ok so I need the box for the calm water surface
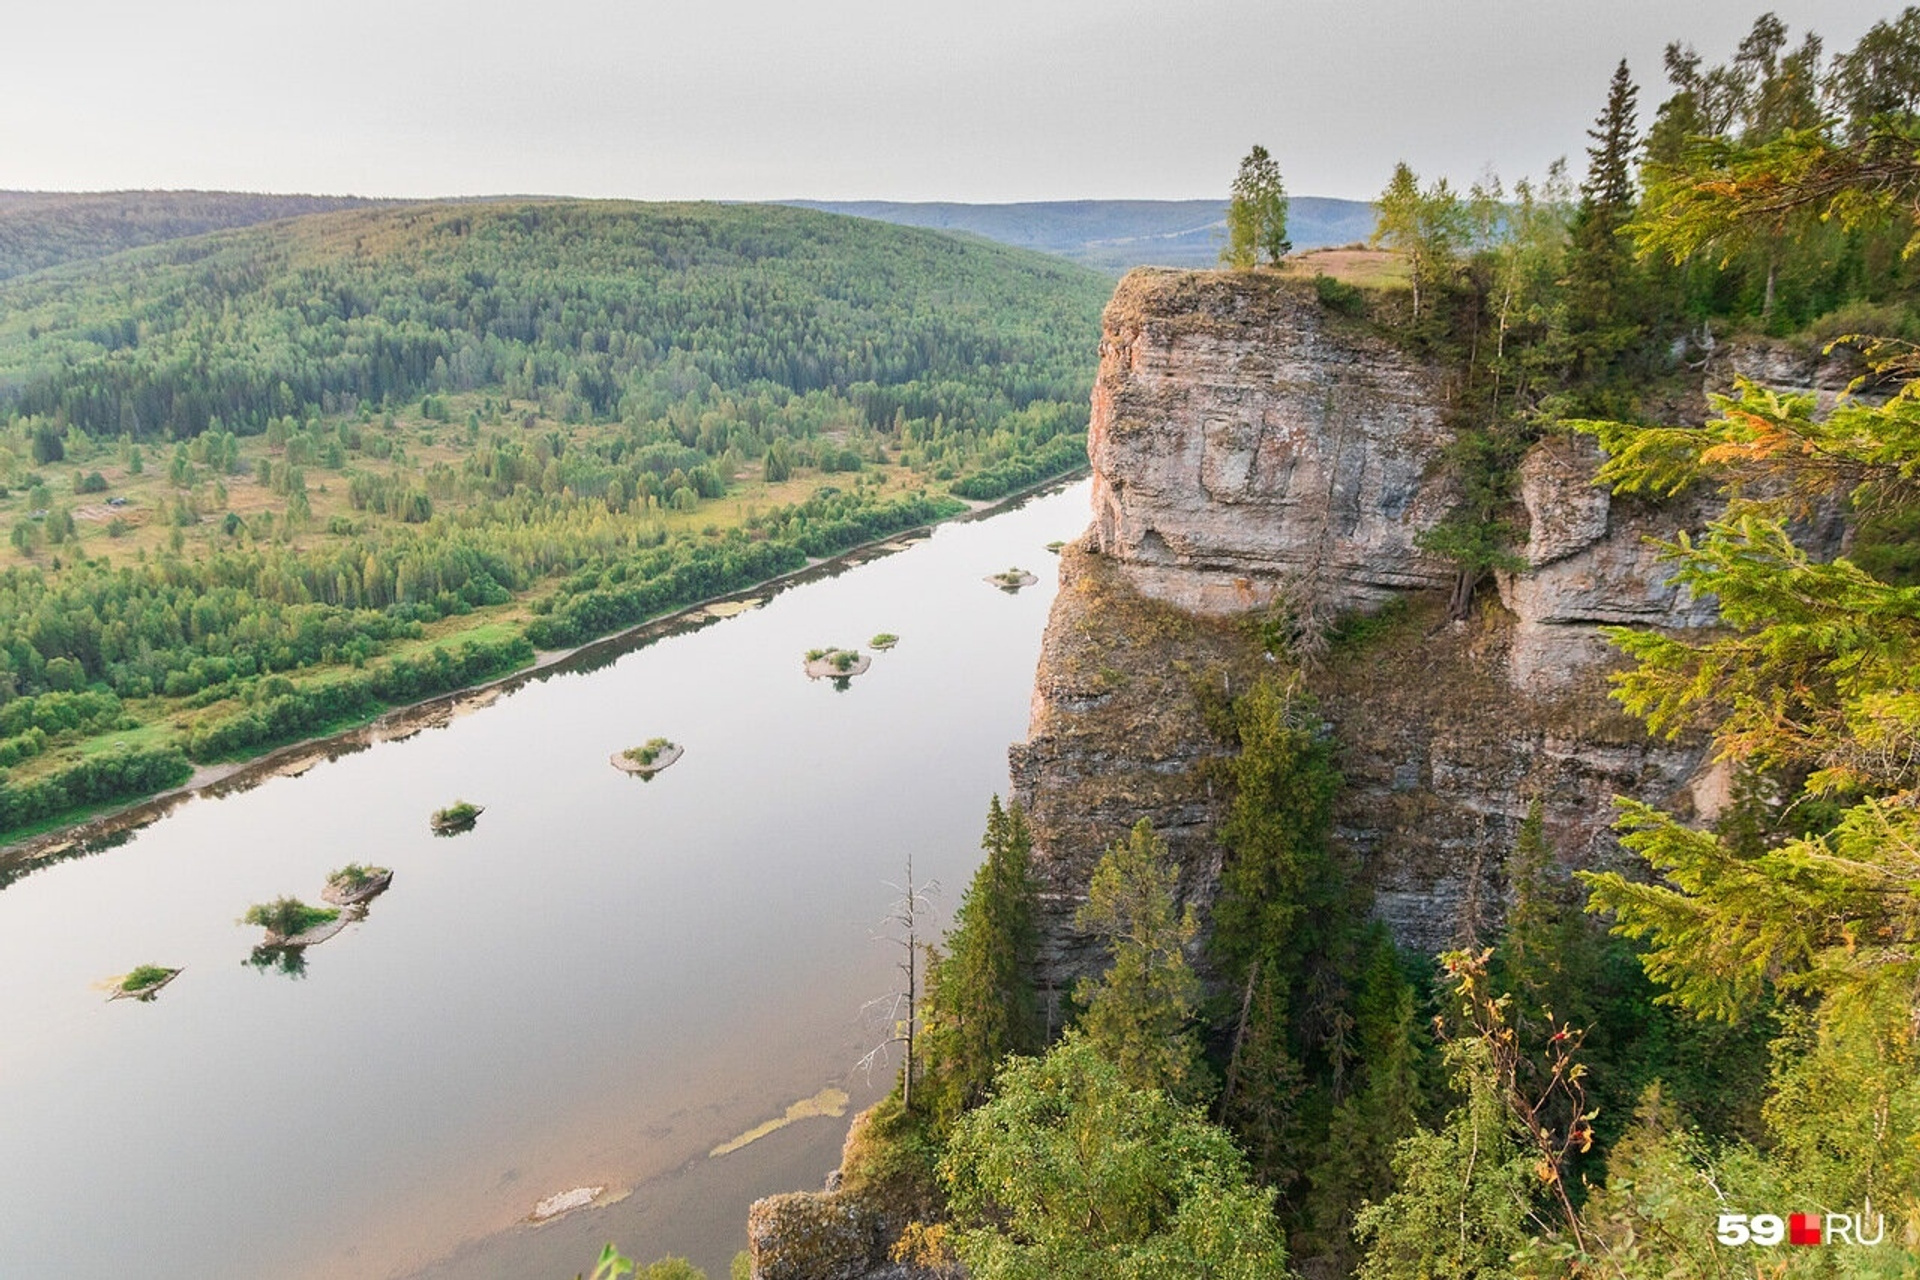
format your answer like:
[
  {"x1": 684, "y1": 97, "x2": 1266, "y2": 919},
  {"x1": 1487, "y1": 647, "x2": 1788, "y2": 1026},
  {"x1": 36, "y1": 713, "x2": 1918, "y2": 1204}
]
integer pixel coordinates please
[{"x1": 0, "y1": 480, "x2": 1090, "y2": 1279}]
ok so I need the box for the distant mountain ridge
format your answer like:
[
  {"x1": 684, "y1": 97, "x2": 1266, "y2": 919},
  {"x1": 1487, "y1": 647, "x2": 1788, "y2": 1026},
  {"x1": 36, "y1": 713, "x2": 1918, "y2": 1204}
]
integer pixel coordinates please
[
  {"x1": 783, "y1": 198, "x2": 1377, "y2": 272},
  {"x1": 0, "y1": 190, "x2": 394, "y2": 281},
  {"x1": 0, "y1": 191, "x2": 1379, "y2": 283}
]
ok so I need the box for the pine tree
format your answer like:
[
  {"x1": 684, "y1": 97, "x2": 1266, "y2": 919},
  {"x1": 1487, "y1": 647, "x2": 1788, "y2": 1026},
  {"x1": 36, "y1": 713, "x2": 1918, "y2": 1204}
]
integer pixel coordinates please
[
  {"x1": 1210, "y1": 674, "x2": 1348, "y2": 1055},
  {"x1": 1574, "y1": 106, "x2": 1920, "y2": 1246}
]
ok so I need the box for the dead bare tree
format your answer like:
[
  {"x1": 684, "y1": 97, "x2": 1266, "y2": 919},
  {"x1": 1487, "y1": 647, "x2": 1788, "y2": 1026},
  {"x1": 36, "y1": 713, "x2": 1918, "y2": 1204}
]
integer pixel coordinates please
[{"x1": 856, "y1": 852, "x2": 939, "y2": 1112}]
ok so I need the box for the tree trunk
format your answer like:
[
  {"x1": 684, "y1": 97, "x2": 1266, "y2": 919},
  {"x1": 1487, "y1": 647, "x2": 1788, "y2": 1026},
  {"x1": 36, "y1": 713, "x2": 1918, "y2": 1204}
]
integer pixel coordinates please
[{"x1": 1448, "y1": 567, "x2": 1480, "y2": 621}]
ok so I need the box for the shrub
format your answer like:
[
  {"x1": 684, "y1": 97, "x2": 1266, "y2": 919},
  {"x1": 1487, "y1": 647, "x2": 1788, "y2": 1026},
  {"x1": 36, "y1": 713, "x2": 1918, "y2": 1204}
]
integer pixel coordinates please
[{"x1": 243, "y1": 897, "x2": 339, "y2": 939}]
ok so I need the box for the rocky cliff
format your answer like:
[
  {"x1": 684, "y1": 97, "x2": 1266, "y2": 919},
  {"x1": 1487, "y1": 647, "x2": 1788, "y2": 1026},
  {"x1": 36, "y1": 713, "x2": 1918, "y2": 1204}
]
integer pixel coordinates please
[
  {"x1": 748, "y1": 268, "x2": 1802, "y2": 1278},
  {"x1": 1013, "y1": 269, "x2": 1728, "y2": 984}
]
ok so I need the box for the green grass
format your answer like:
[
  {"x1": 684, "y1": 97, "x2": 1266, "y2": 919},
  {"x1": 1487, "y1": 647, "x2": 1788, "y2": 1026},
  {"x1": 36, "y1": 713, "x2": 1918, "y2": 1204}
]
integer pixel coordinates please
[
  {"x1": 431, "y1": 800, "x2": 482, "y2": 828},
  {"x1": 623, "y1": 738, "x2": 675, "y2": 766},
  {"x1": 120, "y1": 964, "x2": 177, "y2": 992},
  {"x1": 327, "y1": 863, "x2": 386, "y2": 892},
  {"x1": 243, "y1": 897, "x2": 339, "y2": 939}
]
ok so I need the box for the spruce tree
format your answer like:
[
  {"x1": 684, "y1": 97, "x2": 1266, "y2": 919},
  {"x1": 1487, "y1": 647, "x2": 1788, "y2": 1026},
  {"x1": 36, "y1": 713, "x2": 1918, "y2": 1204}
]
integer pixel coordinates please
[
  {"x1": 1073, "y1": 818, "x2": 1210, "y2": 1100},
  {"x1": 1562, "y1": 59, "x2": 1643, "y2": 381},
  {"x1": 919, "y1": 795, "x2": 1041, "y2": 1129}
]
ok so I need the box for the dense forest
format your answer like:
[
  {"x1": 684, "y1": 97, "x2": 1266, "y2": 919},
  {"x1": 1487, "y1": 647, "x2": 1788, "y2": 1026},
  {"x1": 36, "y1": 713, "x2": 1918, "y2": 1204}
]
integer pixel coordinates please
[
  {"x1": 0, "y1": 201, "x2": 1111, "y2": 838},
  {"x1": 0, "y1": 190, "x2": 385, "y2": 281},
  {"x1": 797, "y1": 9, "x2": 1920, "y2": 1280}
]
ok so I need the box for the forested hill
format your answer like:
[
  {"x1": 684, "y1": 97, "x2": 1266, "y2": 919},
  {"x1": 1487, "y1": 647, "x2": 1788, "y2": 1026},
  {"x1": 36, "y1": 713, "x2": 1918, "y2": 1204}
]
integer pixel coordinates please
[
  {"x1": 784, "y1": 198, "x2": 1378, "y2": 272},
  {"x1": 0, "y1": 190, "x2": 389, "y2": 282},
  {"x1": 0, "y1": 200, "x2": 1113, "y2": 840},
  {"x1": 0, "y1": 200, "x2": 1109, "y2": 438}
]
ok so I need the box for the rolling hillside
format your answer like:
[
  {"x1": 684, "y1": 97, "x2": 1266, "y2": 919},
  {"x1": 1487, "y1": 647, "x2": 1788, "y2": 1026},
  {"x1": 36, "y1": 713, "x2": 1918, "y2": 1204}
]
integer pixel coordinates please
[
  {"x1": 0, "y1": 190, "x2": 389, "y2": 281},
  {"x1": 0, "y1": 199, "x2": 1113, "y2": 837}
]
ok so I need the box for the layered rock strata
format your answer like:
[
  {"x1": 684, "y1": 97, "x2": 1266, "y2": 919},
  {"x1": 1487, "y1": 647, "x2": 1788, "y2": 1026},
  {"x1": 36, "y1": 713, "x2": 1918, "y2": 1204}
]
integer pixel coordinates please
[
  {"x1": 1015, "y1": 269, "x2": 1726, "y2": 983},
  {"x1": 1088, "y1": 269, "x2": 1459, "y2": 615}
]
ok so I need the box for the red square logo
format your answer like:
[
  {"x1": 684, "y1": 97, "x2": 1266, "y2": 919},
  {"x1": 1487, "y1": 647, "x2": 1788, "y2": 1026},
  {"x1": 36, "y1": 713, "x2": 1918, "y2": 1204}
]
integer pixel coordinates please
[{"x1": 1789, "y1": 1213, "x2": 1822, "y2": 1246}]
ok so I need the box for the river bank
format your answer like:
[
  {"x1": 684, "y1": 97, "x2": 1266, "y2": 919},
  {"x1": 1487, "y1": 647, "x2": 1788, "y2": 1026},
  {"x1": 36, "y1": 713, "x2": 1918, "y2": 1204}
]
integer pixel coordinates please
[
  {"x1": 0, "y1": 477, "x2": 1090, "y2": 1280},
  {"x1": 0, "y1": 468, "x2": 1088, "y2": 880}
]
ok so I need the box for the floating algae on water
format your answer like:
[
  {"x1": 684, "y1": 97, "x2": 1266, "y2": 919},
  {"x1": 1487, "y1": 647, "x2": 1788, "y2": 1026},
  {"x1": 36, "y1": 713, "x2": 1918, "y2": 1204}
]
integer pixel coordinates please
[{"x1": 708, "y1": 1087, "x2": 850, "y2": 1158}]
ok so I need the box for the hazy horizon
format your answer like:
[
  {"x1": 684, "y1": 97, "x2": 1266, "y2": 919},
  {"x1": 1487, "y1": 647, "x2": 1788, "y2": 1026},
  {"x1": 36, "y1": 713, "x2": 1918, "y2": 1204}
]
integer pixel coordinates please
[{"x1": 2, "y1": 2, "x2": 1899, "y2": 203}]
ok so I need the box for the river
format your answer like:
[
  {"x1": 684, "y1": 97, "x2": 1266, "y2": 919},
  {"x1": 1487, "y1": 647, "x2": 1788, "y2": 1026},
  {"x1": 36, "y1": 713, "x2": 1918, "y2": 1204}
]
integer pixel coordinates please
[{"x1": 0, "y1": 479, "x2": 1091, "y2": 1280}]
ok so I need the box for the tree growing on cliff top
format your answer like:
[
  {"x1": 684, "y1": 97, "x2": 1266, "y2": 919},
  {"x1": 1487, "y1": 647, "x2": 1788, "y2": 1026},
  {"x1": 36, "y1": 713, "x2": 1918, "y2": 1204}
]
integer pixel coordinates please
[{"x1": 1223, "y1": 145, "x2": 1291, "y2": 269}]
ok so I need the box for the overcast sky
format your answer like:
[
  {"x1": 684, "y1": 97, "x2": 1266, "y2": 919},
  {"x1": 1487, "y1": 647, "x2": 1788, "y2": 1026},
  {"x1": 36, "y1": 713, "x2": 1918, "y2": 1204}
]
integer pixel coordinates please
[{"x1": 3, "y1": 0, "x2": 1898, "y2": 202}]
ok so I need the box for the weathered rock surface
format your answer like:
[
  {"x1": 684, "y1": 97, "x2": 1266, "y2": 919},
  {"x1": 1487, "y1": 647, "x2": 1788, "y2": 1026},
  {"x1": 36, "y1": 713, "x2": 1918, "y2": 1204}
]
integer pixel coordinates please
[
  {"x1": 1012, "y1": 546, "x2": 1711, "y2": 980},
  {"x1": 746, "y1": 1104, "x2": 941, "y2": 1280},
  {"x1": 1009, "y1": 268, "x2": 1725, "y2": 981},
  {"x1": 1494, "y1": 434, "x2": 1719, "y2": 691},
  {"x1": 1088, "y1": 270, "x2": 1459, "y2": 616}
]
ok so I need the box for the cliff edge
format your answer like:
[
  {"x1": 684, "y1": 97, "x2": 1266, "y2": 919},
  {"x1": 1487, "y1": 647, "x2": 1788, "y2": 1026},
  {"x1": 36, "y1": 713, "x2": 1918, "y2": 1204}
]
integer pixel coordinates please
[{"x1": 1016, "y1": 269, "x2": 1727, "y2": 983}]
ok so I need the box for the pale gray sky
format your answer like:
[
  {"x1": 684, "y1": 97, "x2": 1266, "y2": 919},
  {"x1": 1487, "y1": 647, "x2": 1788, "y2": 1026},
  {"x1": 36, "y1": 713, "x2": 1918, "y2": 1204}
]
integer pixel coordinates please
[{"x1": 2, "y1": 0, "x2": 1896, "y2": 201}]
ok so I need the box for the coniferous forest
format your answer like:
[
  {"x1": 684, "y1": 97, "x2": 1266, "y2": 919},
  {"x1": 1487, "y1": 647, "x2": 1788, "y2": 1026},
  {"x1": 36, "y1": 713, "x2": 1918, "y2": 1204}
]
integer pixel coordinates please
[{"x1": 0, "y1": 201, "x2": 1111, "y2": 837}]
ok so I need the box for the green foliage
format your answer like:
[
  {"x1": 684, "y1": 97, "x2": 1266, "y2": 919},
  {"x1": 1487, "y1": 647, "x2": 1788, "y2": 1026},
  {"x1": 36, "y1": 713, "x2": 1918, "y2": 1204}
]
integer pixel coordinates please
[
  {"x1": 1210, "y1": 675, "x2": 1344, "y2": 990},
  {"x1": 920, "y1": 796, "x2": 1041, "y2": 1130},
  {"x1": 1223, "y1": 145, "x2": 1291, "y2": 269},
  {"x1": 624, "y1": 737, "x2": 674, "y2": 766},
  {"x1": 432, "y1": 800, "x2": 481, "y2": 828},
  {"x1": 1563, "y1": 90, "x2": 1920, "y2": 1263},
  {"x1": 120, "y1": 964, "x2": 176, "y2": 992},
  {"x1": 1311, "y1": 272, "x2": 1366, "y2": 315},
  {"x1": 939, "y1": 1032, "x2": 1294, "y2": 1280},
  {"x1": 327, "y1": 863, "x2": 385, "y2": 893},
  {"x1": 948, "y1": 429, "x2": 1087, "y2": 500},
  {"x1": 1073, "y1": 819, "x2": 1210, "y2": 1101},
  {"x1": 243, "y1": 896, "x2": 340, "y2": 939},
  {"x1": 0, "y1": 744, "x2": 192, "y2": 835},
  {"x1": 1371, "y1": 161, "x2": 1470, "y2": 322},
  {"x1": 183, "y1": 635, "x2": 533, "y2": 762},
  {"x1": 0, "y1": 201, "x2": 1106, "y2": 452},
  {"x1": 1354, "y1": 1037, "x2": 1538, "y2": 1280}
]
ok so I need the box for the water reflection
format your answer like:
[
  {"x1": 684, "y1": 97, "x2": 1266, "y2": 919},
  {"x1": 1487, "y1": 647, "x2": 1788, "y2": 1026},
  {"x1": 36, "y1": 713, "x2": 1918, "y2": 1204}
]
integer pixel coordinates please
[
  {"x1": 246, "y1": 943, "x2": 311, "y2": 979},
  {"x1": 0, "y1": 479, "x2": 1092, "y2": 1280}
]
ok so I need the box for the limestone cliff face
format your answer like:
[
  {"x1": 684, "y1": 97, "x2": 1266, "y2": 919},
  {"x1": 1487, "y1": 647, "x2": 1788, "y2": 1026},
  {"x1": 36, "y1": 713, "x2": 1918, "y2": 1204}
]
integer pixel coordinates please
[
  {"x1": 1013, "y1": 270, "x2": 1727, "y2": 980},
  {"x1": 1088, "y1": 270, "x2": 1459, "y2": 615}
]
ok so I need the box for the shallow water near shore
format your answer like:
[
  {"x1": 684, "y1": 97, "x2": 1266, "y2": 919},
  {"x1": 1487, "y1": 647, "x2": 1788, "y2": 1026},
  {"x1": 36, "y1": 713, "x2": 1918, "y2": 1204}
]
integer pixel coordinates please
[{"x1": 0, "y1": 479, "x2": 1090, "y2": 1280}]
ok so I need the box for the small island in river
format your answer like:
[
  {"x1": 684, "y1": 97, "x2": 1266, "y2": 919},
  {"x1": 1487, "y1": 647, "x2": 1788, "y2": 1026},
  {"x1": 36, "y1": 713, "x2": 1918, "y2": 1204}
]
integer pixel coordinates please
[
  {"x1": 244, "y1": 896, "x2": 347, "y2": 948},
  {"x1": 611, "y1": 737, "x2": 683, "y2": 778},
  {"x1": 322, "y1": 864, "x2": 394, "y2": 906},
  {"x1": 107, "y1": 964, "x2": 182, "y2": 1002},
  {"x1": 869, "y1": 632, "x2": 899, "y2": 650},
  {"x1": 986, "y1": 566, "x2": 1038, "y2": 591},
  {"x1": 803, "y1": 647, "x2": 870, "y2": 679},
  {"x1": 430, "y1": 800, "x2": 484, "y2": 833}
]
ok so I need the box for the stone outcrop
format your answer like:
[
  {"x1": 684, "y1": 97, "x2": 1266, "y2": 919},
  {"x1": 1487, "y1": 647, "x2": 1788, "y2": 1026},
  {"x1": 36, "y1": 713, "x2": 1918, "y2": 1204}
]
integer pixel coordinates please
[
  {"x1": 746, "y1": 1103, "x2": 942, "y2": 1280},
  {"x1": 1012, "y1": 269, "x2": 1729, "y2": 981},
  {"x1": 1494, "y1": 434, "x2": 1719, "y2": 691},
  {"x1": 1089, "y1": 269, "x2": 1459, "y2": 615}
]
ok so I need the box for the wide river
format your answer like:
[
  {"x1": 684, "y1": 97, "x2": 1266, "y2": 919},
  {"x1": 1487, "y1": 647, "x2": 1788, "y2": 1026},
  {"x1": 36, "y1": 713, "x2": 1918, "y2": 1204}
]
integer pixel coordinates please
[{"x1": 0, "y1": 479, "x2": 1091, "y2": 1280}]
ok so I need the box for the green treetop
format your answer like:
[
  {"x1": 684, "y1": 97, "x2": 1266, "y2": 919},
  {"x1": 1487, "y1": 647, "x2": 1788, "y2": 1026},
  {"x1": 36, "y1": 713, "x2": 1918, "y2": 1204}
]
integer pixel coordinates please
[
  {"x1": 1073, "y1": 818, "x2": 1210, "y2": 1101},
  {"x1": 1223, "y1": 144, "x2": 1291, "y2": 269}
]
